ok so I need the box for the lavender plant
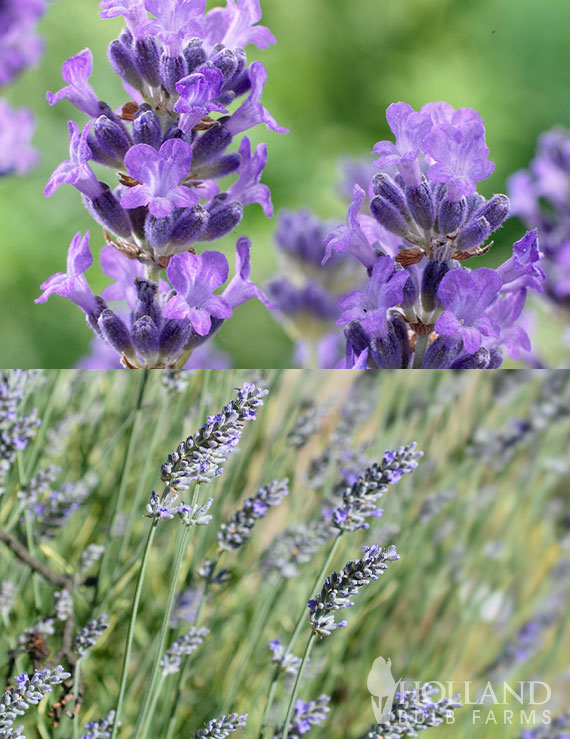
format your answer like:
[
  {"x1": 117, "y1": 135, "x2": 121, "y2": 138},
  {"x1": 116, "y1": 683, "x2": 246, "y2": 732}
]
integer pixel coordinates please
[
  {"x1": 37, "y1": 0, "x2": 287, "y2": 369},
  {"x1": 323, "y1": 102, "x2": 544, "y2": 368},
  {"x1": 518, "y1": 711, "x2": 570, "y2": 738}
]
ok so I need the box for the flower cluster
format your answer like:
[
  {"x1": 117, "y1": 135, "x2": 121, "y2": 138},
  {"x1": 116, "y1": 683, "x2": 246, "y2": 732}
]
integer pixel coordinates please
[
  {"x1": 273, "y1": 695, "x2": 330, "y2": 738},
  {"x1": 74, "y1": 616, "x2": 108, "y2": 658},
  {"x1": 363, "y1": 683, "x2": 462, "y2": 739},
  {"x1": 79, "y1": 710, "x2": 118, "y2": 739},
  {"x1": 331, "y1": 443, "x2": 423, "y2": 532},
  {"x1": 0, "y1": 666, "x2": 70, "y2": 738},
  {"x1": 509, "y1": 126, "x2": 570, "y2": 313},
  {"x1": 0, "y1": 371, "x2": 41, "y2": 495},
  {"x1": 217, "y1": 478, "x2": 289, "y2": 551},
  {"x1": 38, "y1": 0, "x2": 287, "y2": 368},
  {"x1": 160, "y1": 625, "x2": 209, "y2": 675},
  {"x1": 193, "y1": 712, "x2": 247, "y2": 738},
  {"x1": 519, "y1": 710, "x2": 570, "y2": 739},
  {"x1": 308, "y1": 544, "x2": 400, "y2": 637},
  {"x1": 326, "y1": 101, "x2": 544, "y2": 368},
  {"x1": 160, "y1": 382, "x2": 267, "y2": 491}
]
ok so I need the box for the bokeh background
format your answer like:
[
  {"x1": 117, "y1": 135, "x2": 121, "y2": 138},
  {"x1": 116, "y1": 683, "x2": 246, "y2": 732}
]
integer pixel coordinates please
[{"x1": 2, "y1": 0, "x2": 570, "y2": 367}]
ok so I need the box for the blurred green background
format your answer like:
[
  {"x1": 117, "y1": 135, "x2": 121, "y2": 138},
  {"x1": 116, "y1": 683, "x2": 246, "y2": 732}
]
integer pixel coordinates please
[{"x1": 1, "y1": 0, "x2": 570, "y2": 368}]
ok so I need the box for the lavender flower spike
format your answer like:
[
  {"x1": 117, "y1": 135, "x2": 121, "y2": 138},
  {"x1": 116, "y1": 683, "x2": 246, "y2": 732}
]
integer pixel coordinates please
[
  {"x1": 308, "y1": 545, "x2": 400, "y2": 637},
  {"x1": 193, "y1": 712, "x2": 247, "y2": 738},
  {"x1": 79, "y1": 710, "x2": 119, "y2": 739},
  {"x1": 363, "y1": 683, "x2": 462, "y2": 739},
  {"x1": 0, "y1": 666, "x2": 71, "y2": 738},
  {"x1": 74, "y1": 615, "x2": 108, "y2": 657},
  {"x1": 274, "y1": 695, "x2": 331, "y2": 738},
  {"x1": 160, "y1": 382, "x2": 267, "y2": 492},
  {"x1": 160, "y1": 626, "x2": 209, "y2": 675},
  {"x1": 332, "y1": 443, "x2": 423, "y2": 532},
  {"x1": 218, "y1": 478, "x2": 289, "y2": 551}
]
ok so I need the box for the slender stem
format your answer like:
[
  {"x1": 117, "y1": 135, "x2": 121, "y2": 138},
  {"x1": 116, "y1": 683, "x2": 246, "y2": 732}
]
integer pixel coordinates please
[
  {"x1": 137, "y1": 523, "x2": 191, "y2": 739},
  {"x1": 145, "y1": 263, "x2": 161, "y2": 282},
  {"x1": 259, "y1": 534, "x2": 342, "y2": 738},
  {"x1": 94, "y1": 371, "x2": 149, "y2": 609},
  {"x1": 281, "y1": 634, "x2": 316, "y2": 739},
  {"x1": 111, "y1": 519, "x2": 158, "y2": 739},
  {"x1": 73, "y1": 659, "x2": 81, "y2": 737},
  {"x1": 163, "y1": 546, "x2": 221, "y2": 739},
  {"x1": 412, "y1": 333, "x2": 430, "y2": 369}
]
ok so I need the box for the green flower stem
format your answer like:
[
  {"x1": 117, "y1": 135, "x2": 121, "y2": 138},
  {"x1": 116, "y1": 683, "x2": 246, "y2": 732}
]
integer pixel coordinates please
[
  {"x1": 137, "y1": 517, "x2": 193, "y2": 739},
  {"x1": 281, "y1": 633, "x2": 316, "y2": 739},
  {"x1": 73, "y1": 659, "x2": 81, "y2": 737},
  {"x1": 259, "y1": 533, "x2": 342, "y2": 738},
  {"x1": 110, "y1": 518, "x2": 158, "y2": 739},
  {"x1": 412, "y1": 333, "x2": 430, "y2": 369},
  {"x1": 163, "y1": 548, "x2": 223, "y2": 739}
]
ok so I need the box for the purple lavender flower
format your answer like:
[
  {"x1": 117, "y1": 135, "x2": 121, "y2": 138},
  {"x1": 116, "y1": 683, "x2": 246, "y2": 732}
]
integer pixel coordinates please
[
  {"x1": 326, "y1": 101, "x2": 544, "y2": 368},
  {"x1": 0, "y1": 666, "x2": 70, "y2": 738},
  {"x1": 74, "y1": 616, "x2": 108, "y2": 657},
  {"x1": 41, "y1": 0, "x2": 286, "y2": 368},
  {"x1": 267, "y1": 639, "x2": 302, "y2": 678},
  {"x1": 509, "y1": 126, "x2": 570, "y2": 311},
  {"x1": 0, "y1": 100, "x2": 38, "y2": 177},
  {"x1": 0, "y1": 0, "x2": 46, "y2": 86},
  {"x1": 308, "y1": 545, "x2": 400, "y2": 637},
  {"x1": 273, "y1": 695, "x2": 330, "y2": 738},
  {"x1": 121, "y1": 139, "x2": 199, "y2": 216},
  {"x1": 217, "y1": 478, "x2": 289, "y2": 550},
  {"x1": 160, "y1": 626, "x2": 209, "y2": 674}
]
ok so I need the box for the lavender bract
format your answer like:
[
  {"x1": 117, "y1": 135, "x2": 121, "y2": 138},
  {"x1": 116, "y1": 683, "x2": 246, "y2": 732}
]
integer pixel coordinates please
[
  {"x1": 39, "y1": 0, "x2": 287, "y2": 368},
  {"x1": 308, "y1": 544, "x2": 400, "y2": 637},
  {"x1": 325, "y1": 101, "x2": 544, "y2": 368}
]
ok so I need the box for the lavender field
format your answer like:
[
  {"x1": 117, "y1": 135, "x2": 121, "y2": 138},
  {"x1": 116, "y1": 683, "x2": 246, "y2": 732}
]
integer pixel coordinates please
[{"x1": 1, "y1": 369, "x2": 569, "y2": 738}]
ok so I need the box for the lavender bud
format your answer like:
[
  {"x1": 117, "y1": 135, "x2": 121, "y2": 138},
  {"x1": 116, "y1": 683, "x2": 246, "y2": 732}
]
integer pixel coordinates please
[
  {"x1": 488, "y1": 347, "x2": 503, "y2": 368},
  {"x1": 160, "y1": 626, "x2": 209, "y2": 675},
  {"x1": 0, "y1": 371, "x2": 41, "y2": 492},
  {"x1": 192, "y1": 153, "x2": 241, "y2": 180},
  {"x1": 369, "y1": 315, "x2": 411, "y2": 369},
  {"x1": 401, "y1": 266, "x2": 419, "y2": 309},
  {"x1": 438, "y1": 196, "x2": 467, "y2": 234},
  {"x1": 198, "y1": 201, "x2": 243, "y2": 241},
  {"x1": 370, "y1": 196, "x2": 411, "y2": 238},
  {"x1": 170, "y1": 205, "x2": 209, "y2": 246},
  {"x1": 79, "y1": 544, "x2": 105, "y2": 573},
  {"x1": 0, "y1": 666, "x2": 71, "y2": 736},
  {"x1": 98, "y1": 310, "x2": 134, "y2": 356},
  {"x1": 132, "y1": 107, "x2": 162, "y2": 149},
  {"x1": 91, "y1": 187, "x2": 133, "y2": 238},
  {"x1": 135, "y1": 37, "x2": 161, "y2": 86},
  {"x1": 193, "y1": 713, "x2": 247, "y2": 738},
  {"x1": 372, "y1": 173, "x2": 408, "y2": 216},
  {"x1": 267, "y1": 639, "x2": 302, "y2": 678},
  {"x1": 455, "y1": 216, "x2": 491, "y2": 251},
  {"x1": 80, "y1": 710, "x2": 119, "y2": 738},
  {"x1": 144, "y1": 213, "x2": 174, "y2": 251},
  {"x1": 92, "y1": 115, "x2": 131, "y2": 164},
  {"x1": 132, "y1": 317, "x2": 160, "y2": 363},
  {"x1": 287, "y1": 401, "x2": 327, "y2": 449},
  {"x1": 450, "y1": 347, "x2": 492, "y2": 368},
  {"x1": 192, "y1": 126, "x2": 233, "y2": 166},
  {"x1": 405, "y1": 181, "x2": 435, "y2": 230},
  {"x1": 218, "y1": 479, "x2": 289, "y2": 551},
  {"x1": 308, "y1": 545, "x2": 400, "y2": 636},
  {"x1": 133, "y1": 278, "x2": 161, "y2": 325},
  {"x1": 212, "y1": 49, "x2": 238, "y2": 83},
  {"x1": 474, "y1": 193, "x2": 510, "y2": 231},
  {"x1": 183, "y1": 39, "x2": 207, "y2": 73},
  {"x1": 74, "y1": 615, "x2": 108, "y2": 657},
  {"x1": 160, "y1": 53, "x2": 188, "y2": 94},
  {"x1": 159, "y1": 320, "x2": 193, "y2": 360},
  {"x1": 421, "y1": 259, "x2": 449, "y2": 313},
  {"x1": 108, "y1": 40, "x2": 143, "y2": 90}
]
